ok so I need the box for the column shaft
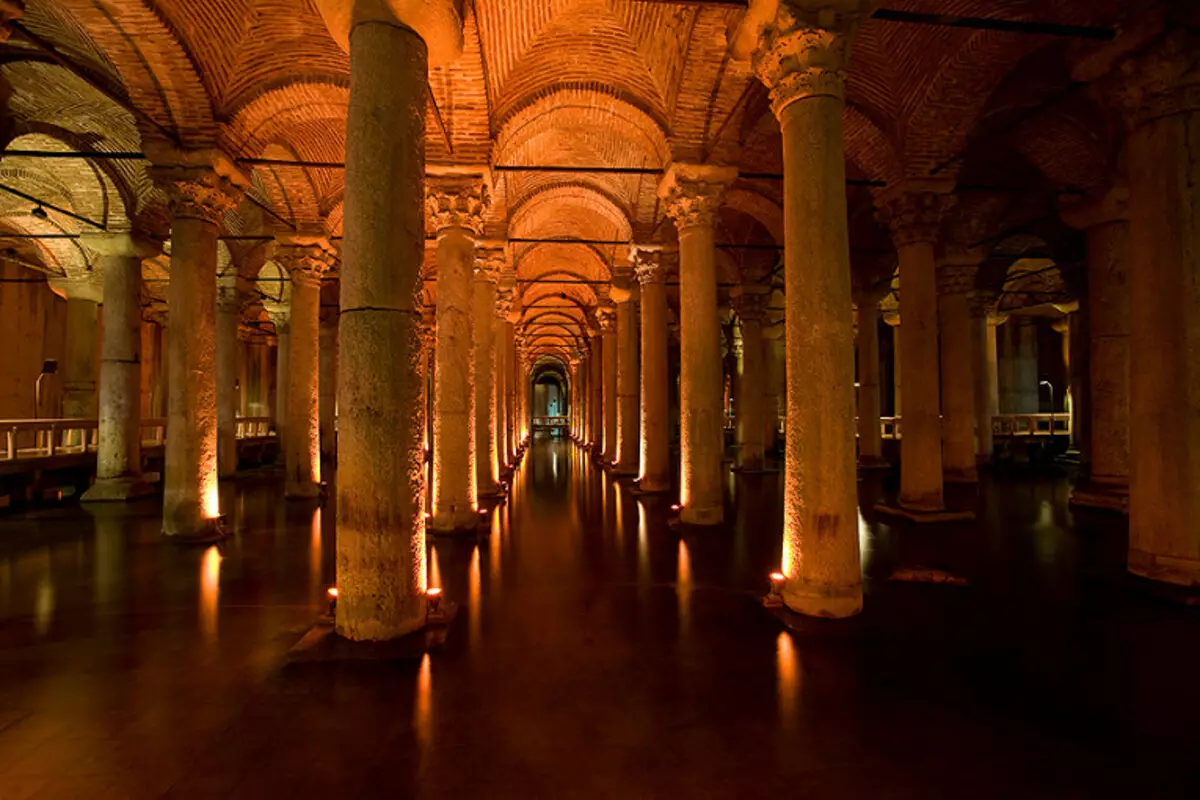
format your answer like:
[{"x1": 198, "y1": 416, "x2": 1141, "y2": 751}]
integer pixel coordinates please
[
  {"x1": 216, "y1": 289, "x2": 240, "y2": 478},
  {"x1": 62, "y1": 297, "x2": 99, "y2": 420},
  {"x1": 938, "y1": 272, "x2": 977, "y2": 483},
  {"x1": 614, "y1": 298, "x2": 639, "y2": 475},
  {"x1": 896, "y1": 239, "x2": 944, "y2": 510},
  {"x1": 319, "y1": 316, "x2": 338, "y2": 463},
  {"x1": 473, "y1": 273, "x2": 498, "y2": 496},
  {"x1": 285, "y1": 270, "x2": 321, "y2": 498},
  {"x1": 601, "y1": 322, "x2": 617, "y2": 463},
  {"x1": 856, "y1": 302, "x2": 884, "y2": 466},
  {"x1": 589, "y1": 335, "x2": 603, "y2": 448},
  {"x1": 735, "y1": 313, "x2": 765, "y2": 470}
]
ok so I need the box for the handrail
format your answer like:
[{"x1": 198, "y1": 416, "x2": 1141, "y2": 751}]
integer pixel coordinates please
[{"x1": 0, "y1": 416, "x2": 276, "y2": 463}]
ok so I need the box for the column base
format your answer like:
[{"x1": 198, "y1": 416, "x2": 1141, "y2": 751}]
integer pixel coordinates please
[
  {"x1": 611, "y1": 464, "x2": 638, "y2": 477},
  {"x1": 873, "y1": 501, "x2": 975, "y2": 523},
  {"x1": 81, "y1": 476, "x2": 155, "y2": 503},
  {"x1": 944, "y1": 466, "x2": 979, "y2": 484},
  {"x1": 291, "y1": 603, "x2": 458, "y2": 662},
  {"x1": 857, "y1": 455, "x2": 891, "y2": 470},
  {"x1": 477, "y1": 484, "x2": 506, "y2": 500},
  {"x1": 1069, "y1": 481, "x2": 1129, "y2": 514},
  {"x1": 429, "y1": 508, "x2": 483, "y2": 535},
  {"x1": 632, "y1": 477, "x2": 670, "y2": 495},
  {"x1": 781, "y1": 578, "x2": 863, "y2": 619},
  {"x1": 285, "y1": 480, "x2": 323, "y2": 500},
  {"x1": 679, "y1": 505, "x2": 722, "y2": 526},
  {"x1": 1128, "y1": 549, "x2": 1200, "y2": 588},
  {"x1": 163, "y1": 515, "x2": 227, "y2": 545}
]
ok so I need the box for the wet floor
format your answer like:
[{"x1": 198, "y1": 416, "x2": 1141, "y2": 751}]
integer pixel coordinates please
[{"x1": 0, "y1": 437, "x2": 1197, "y2": 798}]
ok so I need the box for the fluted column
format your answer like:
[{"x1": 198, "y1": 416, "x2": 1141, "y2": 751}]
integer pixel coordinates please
[
  {"x1": 633, "y1": 247, "x2": 669, "y2": 491},
  {"x1": 876, "y1": 183, "x2": 967, "y2": 519},
  {"x1": 151, "y1": 154, "x2": 246, "y2": 540},
  {"x1": 660, "y1": 164, "x2": 734, "y2": 525},
  {"x1": 319, "y1": 311, "x2": 338, "y2": 463},
  {"x1": 215, "y1": 273, "x2": 241, "y2": 478},
  {"x1": 279, "y1": 239, "x2": 330, "y2": 499},
  {"x1": 1102, "y1": 33, "x2": 1200, "y2": 583},
  {"x1": 320, "y1": 0, "x2": 462, "y2": 639},
  {"x1": 853, "y1": 288, "x2": 887, "y2": 468},
  {"x1": 937, "y1": 258, "x2": 979, "y2": 483},
  {"x1": 754, "y1": 2, "x2": 869, "y2": 614},
  {"x1": 612, "y1": 271, "x2": 640, "y2": 476},
  {"x1": 598, "y1": 306, "x2": 618, "y2": 464},
  {"x1": 80, "y1": 233, "x2": 157, "y2": 501},
  {"x1": 474, "y1": 244, "x2": 503, "y2": 497},
  {"x1": 428, "y1": 173, "x2": 487, "y2": 532},
  {"x1": 1064, "y1": 189, "x2": 1130, "y2": 513},
  {"x1": 733, "y1": 290, "x2": 767, "y2": 471}
]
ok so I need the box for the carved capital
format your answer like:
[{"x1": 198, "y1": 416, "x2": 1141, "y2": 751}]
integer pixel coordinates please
[
  {"x1": 277, "y1": 240, "x2": 333, "y2": 289},
  {"x1": 495, "y1": 284, "x2": 514, "y2": 318},
  {"x1": 147, "y1": 148, "x2": 248, "y2": 225},
  {"x1": 475, "y1": 242, "x2": 506, "y2": 282},
  {"x1": 1059, "y1": 186, "x2": 1129, "y2": 230},
  {"x1": 79, "y1": 231, "x2": 161, "y2": 263},
  {"x1": 632, "y1": 244, "x2": 667, "y2": 285},
  {"x1": 876, "y1": 184, "x2": 956, "y2": 247},
  {"x1": 733, "y1": 289, "x2": 770, "y2": 323},
  {"x1": 596, "y1": 306, "x2": 616, "y2": 334},
  {"x1": 1104, "y1": 29, "x2": 1200, "y2": 129},
  {"x1": 659, "y1": 164, "x2": 736, "y2": 231},
  {"x1": 426, "y1": 172, "x2": 490, "y2": 236}
]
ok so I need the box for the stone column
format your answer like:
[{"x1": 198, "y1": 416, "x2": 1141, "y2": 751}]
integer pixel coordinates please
[
  {"x1": 279, "y1": 239, "x2": 330, "y2": 499},
  {"x1": 1014, "y1": 319, "x2": 1040, "y2": 413},
  {"x1": 853, "y1": 289, "x2": 887, "y2": 468},
  {"x1": 319, "y1": 311, "x2": 338, "y2": 463},
  {"x1": 1064, "y1": 189, "x2": 1130, "y2": 513},
  {"x1": 733, "y1": 290, "x2": 767, "y2": 471},
  {"x1": 937, "y1": 259, "x2": 979, "y2": 483},
  {"x1": 320, "y1": 0, "x2": 462, "y2": 639},
  {"x1": 428, "y1": 172, "x2": 488, "y2": 532},
  {"x1": 660, "y1": 164, "x2": 735, "y2": 526},
  {"x1": 612, "y1": 270, "x2": 640, "y2": 476},
  {"x1": 883, "y1": 314, "x2": 902, "y2": 416},
  {"x1": 971, "y1": 297, "x2": 1003, "y2": 464},
  {"x1": 495, "y1": 280, "x2": 513, "y2": 474},
  {"x1": 876, "y1": 183, "x2": 966, "y2": 519},
  {"x1": 505, "y1": 318, "x2": 517, "y2": 461},
  {"x1": 55, "y1": 274, "x2": 102, "y2": 421},
  {"x1": 762, "y1": 325, "x2": 783, "y2": 452},
  {"x1": 151, "y1": 154, "x2": 246, "y2": 540},
  {"x1": 753, "y1": 3, "x2": 869, "y2": 614},
  {"x1": 598, "y1": 306, "x2": 618, "y2": 464},
  {"x1": 267, "y1": 308, "x2": 290, "y2": 438},
  {"x1": 588, "y1": 328, "x2": 603, "y2": 449},
  {"x1": 474, "y1": 244, "x2": 503, "y2": 497},
  {"x1": 215, "y1": 273, "x2": 241, "y2": 478},
  {"x1": 79, "y1": 233, "x2": 157, "y2": 501}
]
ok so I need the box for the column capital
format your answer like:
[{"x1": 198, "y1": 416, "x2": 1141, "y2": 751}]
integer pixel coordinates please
[
  {"x1": 749, "y1": 1, "x2": 878, "y2": 117},
  {"x1": 852, "y1": 280, "x2": 891, "y2": 309},
  {"x1": 632, "y1": 244, "x2": 667, "y2": 285},
  {"x1": 968, "y1": 289, "x2": 1001, "y2": 321},
  {"x1": 146, "y1": 146, "x2": 249, "y2": 225},
  {"x1": 596, "y1": 306, "x2": 616, "y2": 334},
  {"x1": 610, "y1": 266, "x2": 638, "y2": 304},
  {"x1": 420, "y1": 305, "x2": 437, "y2": 348},
  {"x1": 474, "y1": 240, "x2": 506, "y2": 282},
  {"x1": 659, "y1": 164, "x2": 737, "y2": 231},
  {"x1": 936, "y1": 264, "x2": 977, "y2": 297},
  {"x1": 882, "y1": 310, "x2": 900, "y2": 327},
  {"x1": 1059, "y1": 186, "x2": 1129, "y2": 230},
  {"x1": 495, "y1": 283, "x2": 514, "y2": 318},
  {"x1": 276, "y1": 238, "x2": 334, "y2": 288},
  {"x1": 1102, "y1": 29, "x2": 1200, "y2": 129},
  {"x1": 50, "y1": 272, "x2": 104, "y2": 304},
  {"x1": 875, "y1": 180, "x2": 957, "y2": 247},
  {"x1": 426, "y1": 169, "x2": 490, "y2": 236},
  {"x1": 312, "y1": 0, "x2": 463, "y2": 66}
]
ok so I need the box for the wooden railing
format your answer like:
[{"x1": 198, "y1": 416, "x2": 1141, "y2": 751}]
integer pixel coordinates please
[
  {"x1": 532, "y1": 415, "x2": 569, "y2": 430},
  {"x1": 0, "y1": 416, "x2": 275, "y2": 463},
  {"x1": 859, "y1": 414, "x2": 1070, "y2": 441}
]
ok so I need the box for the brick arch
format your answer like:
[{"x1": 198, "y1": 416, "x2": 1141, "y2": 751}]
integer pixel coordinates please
[
  {"x1": 722, "y1": 188, "x2": 783, "y2": 245},
  {"x1": 516, "y1": 243, "x2": 612, "y2": 284},
  {"x1": 0, "y1": 166, "x2": 92, "y2": 277},
  {"x1": 509, "y1": 184, "x2": 632, "y2": 241},
  {"x1": 256, "y1": 143, "x2": 323, "y2": 229}
]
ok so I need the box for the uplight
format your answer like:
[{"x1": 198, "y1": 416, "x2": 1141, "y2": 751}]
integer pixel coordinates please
[{"x1": 326, "y1": 586, "x2": 338, "y2": 615}]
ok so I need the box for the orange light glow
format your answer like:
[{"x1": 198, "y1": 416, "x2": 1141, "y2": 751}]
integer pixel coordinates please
[
  {"x1": 776, "y1": 631, "x2": 800, "y2": 731},
  {"x1": 415, "y1": 652, "x2": 433, "y2": 748},
  {"x1": 428, "y1": 546, "x2": 442, "y2": 591},
  {"x1": 469, "y1": 546, "x2": 481, "y2": 649},
  {"x1": 200, "y1": 545, "x2": 221, "y2": 643},
  {"x1": 327, "y1": 587, "x2": 339, "y2": 598},
  {"x1": 677, "y1": 539, "x2": 692, "y2": 631},
  {"x1": 426, "y1": 587, "x2": 443, "y2": 598},
  {"x1": 202, "y1": 480, "x2": 220, "y2": 521}
]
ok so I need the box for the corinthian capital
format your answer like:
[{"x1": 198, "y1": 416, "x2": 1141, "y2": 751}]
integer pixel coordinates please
[
  {"x1": 751, "y1": 1, "x2": 878, "y2": 117},
  {"x1": 659, "y1": 164, "x2": 737, "y2": 231},
  {"x1": 936, "y1": 264, "x2": 977, "y2": 297},
  {"x1": 631, "y1": 244, "x2": 666, "y2": 285},
  {"x1": 426, "y1": 170, "x2": 490, "y2": 236},
  {"x1": 277, "y1": 237, "x2": 334, "y2": 288},
  {"x1": 475, "y1": 241, "x2": 506, "y2": 282},
  {"x1": 1103, "y1": 29, "x2": 1200, "y2": 129},
  {"x1": 147, "y1": 147, "x2": 248, "y2": 225}
]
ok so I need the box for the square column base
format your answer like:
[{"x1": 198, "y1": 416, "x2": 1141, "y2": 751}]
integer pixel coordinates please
[
  {"x1": 289, "y1": 603, "x2": 458, "y2": 663},
  {"x1": 1070, "y1": 482, "x2": 1129, "y2": 514},
  {"x1": 873, "y1": 502, "x2": 976, "y2": 523},
  {"x1": 164, "y1": 516, "x2": 227, "y2": 545},
  {"x1": 81, "y1": 477, "x2": 155, "y2": 503}
]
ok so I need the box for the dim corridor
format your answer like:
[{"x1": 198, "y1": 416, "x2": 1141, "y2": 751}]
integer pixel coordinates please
[{"x1": 0, "y1": 437, "x2": 1197, "y2": 797}]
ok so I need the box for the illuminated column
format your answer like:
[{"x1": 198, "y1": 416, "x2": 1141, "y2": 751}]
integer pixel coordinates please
[
  {"x1": 315, "y1": 0, "x2": 463, "y2": 639},
  {"x1": 1014, "y1": 319, "x2": 1039, "y2": 413},
  {"x1": 612, "y1": 271, "x2": 640, "y2": 476},
  {"x1": 937, "y1": 259, "x2": 979, "y2": 483},
  {"x1": 319, "y1": 311, "x2": 338, "y2": 463},
  {"x1": 267, "y1": 307, "x2": 290, "y2": 438},
  {"x1": 884, "y1": 314, "x2": 901, "y2": 416},
  {"x1": 474, "y1": 244, "x2": 503, "y2": 497},
  {"x1": 971, "y1": 296, "x2": 1003, "y2": 464},
  {"x1": 763, "y1": 322, "x2": 784, "y2": 451},
  {"x1": 279, "y1": 239, "x2": 330, "y2": 499},
  {"x1": 79, "y1": 233, "x2": 157, "y2": 501},
  {"x1": 754, "y1": 3, "x2": 868, "y2": 614},
  {"x1": 588, "y1": 327, "x2": 603, "y2": 449},
  {"x1": 505, "y1": 317, "x2": 517, "y2": 461},
  {"x1": 634, "y1": 246, "x2": 669, "y2": 492},
  {"x1": 1064, "y1": 188, "x2": 1130, "y2": 513},
  {"x1": 660, "y1": 163, "x2": 735, "y2": 525},
  {"x1": 877, "y1": 182, "x2": 963, "y2": 518},
  {"x1": 495, "y1": 279, "x2": 513, "y2": 473},
  {"x1": 215, "y1": 272, "x2": 241, "y2": 478},
  {"x1": 55, "y1": 274, "x2": 102, "y2": 421},
  {"x1": 151, "y1": 153, "x2": 246, "y2": 540},
  {"x1": 1104, "y1": 34, "x2": 1200, "y2": 582},
  {"x1": 733, "y1": 290, "x2": 767, "y2": 471},
  {"x1": 598, "y1": 305, "x2": 617, "y2": 464},
  {"x1": 853, "y1": 287, "x2": 887, "y2": 468},
  {"x1": 427, "y1": 172, "x2": 487, "y2": 532}
]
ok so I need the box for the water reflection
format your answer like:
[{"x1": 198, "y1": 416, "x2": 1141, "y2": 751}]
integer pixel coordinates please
[
  {"x1": 415, "y1": 652, "x2": 433, "y2": 749},
  {"x1": 429, "y1": 544, "x2": 442, "y2": 589},
  {"x1": 776, "y1": 631, "x2": 800, "y2": 732},
  {"x1": 677, "y1": 539, "x2": 692, "y2": 633},
  {"x1": 35, "y1": 560, "x2": 54, "y2": 639},
  {"x1": 200, "y1": 545, "x2": 221, "y2": 643},
  {"x1": 309, "y1": 507, "x2": 322, "y2": 602},
  {"x1": 468, "y1": 545, "x2": 481, "y2": 649}
]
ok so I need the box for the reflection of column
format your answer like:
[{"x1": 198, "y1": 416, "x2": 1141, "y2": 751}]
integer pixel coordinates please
[
  {"x1": 152, "y1": 155, "x2": 245, "y2": 540},
  {"x1": 734, "y1": 291, "x2": 766, "y2": 471},
  {"x1": 428, "y1": 173, "x2": 487, "y2": 532},
  {"x1": 55, "y1": 275, "x2": 102, "y2": 421},
  {"x1": 598, "y1": 306, "x2": 617, "y2": 464},
  {"x1": 612, "y1": 271, "x2": 640, "y2": 476},
  {"x1": 937, "y1": 260, "x2": 978, "y2": 483},
  {"x1": 319, "y1": 312, "x2": 338, "y2": 463},
  {"x1": 280, "y1": 240, "x2": 329, "y2": 499},
  {"x1": 326, "y1": 2, "x2": 454, "y2": 639},
  {"x1": 473, "y1": 245, "x2": 503, "y2": 497},
  {"x1": 80, "y1": 233, "x2": 157, "y2": 501},
  {"x1": 877, "y1": 183, "x2": 959, "y2": 517},
  {"x1": 215, "y1": 273, "x2": 241, "y2": 478},
  {"x1": 660, "y1": 163, "x2": 734, "y2": 525},
  {"x1": 854, "y1": 290, "x2": 886, "y2": 468},
  {"x1": 755, "y1": 5, "x2": 867, "y2": 614},
  {"x1": 1064, "y1": 189, "x2": 1129, "y2": 512}
]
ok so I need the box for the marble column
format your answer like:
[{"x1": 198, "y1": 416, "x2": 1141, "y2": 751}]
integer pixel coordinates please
[
  {"x1": 428, "y1": 172, "x2": 487, "y2": 531},
  {"x1": 215, "y1": 273, "x2": 241, "y2": 478},
  {"x1": 612, "y1": 272, "x2": 640, "y2": 476},
  {"x1": 588, "y1": 328, "x2": 603, "y2": 449},
  {"x1": 1064, "y1": 189, "x2": 1130, "y2": 513},
  {"x1": 268, "y1": 309, "x2": 290, "y2": 438},
  {"x1": 80, "y1": 233, "x2": 157, "y2": 501},
  {"x1": 473, "y1": 245, "x2": 503, "y2": 498},
  {"x1": 660, "y1": 164, "x2": 734, "y2": 526},
  {"x1": 319, "y1": 311, "x2": 338, "y2": 463},
  {"x1": 280, "y1": 240, "x2": 329, "y2": 499},
  {"x1": 883, "y1": 314, "x2": 902, "y2": 416},
  {"x1": 762, "y1": 326, "x2": 783, "y2": 452},
  {"x1": 1014, "y1": 319, "x2": 1039, "y2": 413},
  {"x1": 937, "y1": 259, "x2": 979, "y2": 483},
  {"x1": 495, "y1": 280, "x2": 513, "y2": 475},
  {"x1": 853, "y1": 289, "x2": 887, "y2": 468},
  {"x1": 733, "y1": 290, "x2": 767, "y2": 471},
  {"x1": 971, "y1": 299, "x2": 1003, "y2": 464},
  {"x1": 151, "y1": 155, "x2": 246, "y2": 540},
  {"x1": 322, "y1": 0, "x2": 461, "y2": 639},
  {"x1": 753, "y1": 3, "x2": 868, "y2": 614},
  {"x1": 505, "y1": 319, "x2": 517, "y2": 461},
  {"x1": 55, "y1": 274, "x2": 102, "y2": 422},
  {"x1": 598, "y1": 306, "x2": 618, "y2": 464}
]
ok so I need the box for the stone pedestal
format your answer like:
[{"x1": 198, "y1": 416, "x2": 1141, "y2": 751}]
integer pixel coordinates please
[
  {"x1": 215, "y1": 274, "x2": 241, "y2": 479},
  {"x1": 853, "y1": 291, "x2": 887, "y2": 469},
  {"x1": 428, "y1": 173, "x2": 487, "y2": 532},
  {"x1": 79, "y1": 234, "x2": 157, "y2": 502},
  {"x1": 754, "y1": 4, "x2": 869, "y2": 615},
  {"x1": 280, "y1": 240, "x2": 329, "y2": 500},
  {"x1": 612, "y1": 273, "x2": 640, "y2": 476},
  {"x1": 937, "y1": 261, "x2": 979, "y2": 483},
  {"x1": 660, "y1": 163, "x2": 734, "y2": 526}
]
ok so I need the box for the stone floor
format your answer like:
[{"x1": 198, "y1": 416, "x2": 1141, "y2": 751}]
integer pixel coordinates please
[{"x1": 0, "y1": 437, "x2": 1197, "y2": 798}]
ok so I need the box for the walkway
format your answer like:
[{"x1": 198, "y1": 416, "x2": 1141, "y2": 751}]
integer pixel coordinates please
[{"x1": 0, "y1": 439, "x2": 1196, "y2": 797}]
